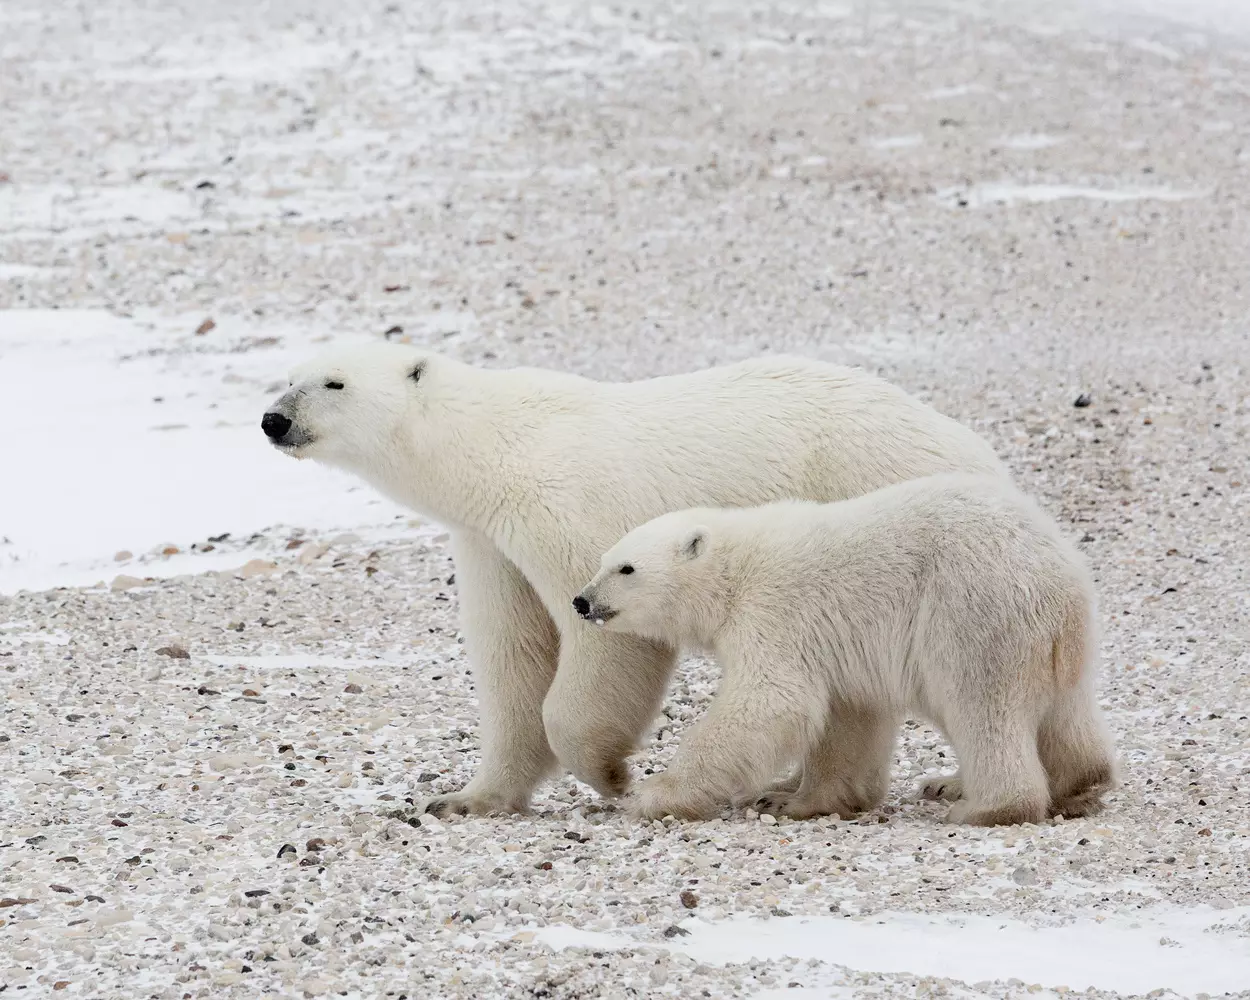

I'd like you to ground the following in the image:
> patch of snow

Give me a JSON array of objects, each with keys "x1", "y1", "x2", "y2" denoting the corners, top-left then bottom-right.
[
  {"x1": 0, "y1": 184, "x2": 202, "y2": 235},
  {"x1": 958, "y1": 0, "x2": 1250, "y2": 37},
  {"x1": 937, "y1": 182, "x2": 1208, "y2": 207},
  {"x1": 996, "y1": 133, "x2": 1063, "y2": 150},
  {"x1": 0, "y1": 621, "x2": 70, "y2": 646},
  {"x1": 924, "y1": 83, "x2": 987, "y2": 100},
  {"x1": 203, "y1": 652, "x2": 419, "y2": 671},
  {"x1": 0, "y1": 309, "x2": 410, "y2": 594},
  {"x1": 532, "y1": 925, "x2": 639, "y2": 952},
  {"x1": 538, "y1": 906, "x2": 1250, "y2": 997},
  {"x1": 867, "y1": 135, "x2": 924, "y2": 150},
  {"x1": 0, "y1": 263, "x2": 69, "y2": 280},
  {"x1": 1095, "y1": 0, "x2": 1250, "y2": 34},
  {"x1": 1130, "y1": 37, "x2": 1181, "y2": 59},
  {"x1": 93, "y1": 38, "x2": 347, "y2": 83}
]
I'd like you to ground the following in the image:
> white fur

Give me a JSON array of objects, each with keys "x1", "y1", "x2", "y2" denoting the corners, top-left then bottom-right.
[
  {"x1": 579, "y1": 474, "x2": 1116, "y2": 826},
  {"x1": 264, "y1": 341, "x2": 1009, "y2": 815}
]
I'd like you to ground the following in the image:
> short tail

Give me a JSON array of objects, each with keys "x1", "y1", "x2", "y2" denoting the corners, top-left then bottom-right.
[{"x1": 1052, "y1": 590, "x2": 1092, "y2": 691}]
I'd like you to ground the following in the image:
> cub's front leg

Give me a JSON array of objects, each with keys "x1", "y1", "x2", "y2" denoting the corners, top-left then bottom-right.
[
  {"x1": 635, "y1": 647, "x2": 826, "y2": 821},
  {"x1": 754, "y1": 701, "x2": 899, "y2": 819}
]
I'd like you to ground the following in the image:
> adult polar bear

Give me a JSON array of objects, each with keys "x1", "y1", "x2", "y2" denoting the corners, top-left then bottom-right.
[{"x1": 262, "y1": 341, "x2": 1009, "y2": 816}]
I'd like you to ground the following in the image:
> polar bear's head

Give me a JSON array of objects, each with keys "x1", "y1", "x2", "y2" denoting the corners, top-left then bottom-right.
[
  {"x1": 261, "y1": 341, "x2": 433, "y2": 468},
  {"x1": 575, "y1": 509, "x2": 720, "y2": 645}
]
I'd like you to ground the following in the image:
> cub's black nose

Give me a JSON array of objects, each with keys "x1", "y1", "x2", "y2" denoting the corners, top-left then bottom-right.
[
  {"x1": 262, "y1": 412, "x2": 292, "y2": 440},
  {"x1": 572, "y1": 595, "x2": 591, "y2": 617}
]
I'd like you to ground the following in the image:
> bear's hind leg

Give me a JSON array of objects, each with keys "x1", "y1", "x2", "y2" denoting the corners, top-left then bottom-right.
[
  {"x1": 423, "y1": 531, "x2": 560, "y2": 817},
  {"x1": 941, "y1": 697, "x2": 1049, "y2": 826},
  {"x1": 756, "y1": 700, "x2": 898, "y2": 820},
  {"x1": 1038, "y1": 682, "x2": 1117, "y2": 818}
]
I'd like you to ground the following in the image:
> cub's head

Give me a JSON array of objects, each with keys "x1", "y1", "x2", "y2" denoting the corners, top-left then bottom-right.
[
  {"x1": 261, "y1": 341, "x2": 432, "y2": 468},
  {"x1": 574, "y1": 510, "x2": 719, "y2": 645}
]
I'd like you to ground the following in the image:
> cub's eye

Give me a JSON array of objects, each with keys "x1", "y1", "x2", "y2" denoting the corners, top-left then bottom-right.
[
  {"x1": 325, "y1": 381, "x2": 344, "y2": 390},
  {"x1": 618, "y1": 564, "x2": 635, "y2": 575}
]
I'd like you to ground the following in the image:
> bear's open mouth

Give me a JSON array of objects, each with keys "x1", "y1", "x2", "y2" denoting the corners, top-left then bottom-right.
[{"x1": 586, "y1": 608, "x2": 618, "y2": 625}]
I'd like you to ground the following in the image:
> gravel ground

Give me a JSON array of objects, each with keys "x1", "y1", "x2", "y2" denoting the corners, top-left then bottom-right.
[{"x1": 2, "y1": 0, "x2": 1249, "y2": 997}]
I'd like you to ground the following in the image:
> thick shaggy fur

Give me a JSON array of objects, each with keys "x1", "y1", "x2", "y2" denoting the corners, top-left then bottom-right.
[
  {"x1": 578, "y1": 475, "x2": 1116, "y2": 825},
  {"x1": 263, "y1": 341, "x2": 1008, "y2": 815}
]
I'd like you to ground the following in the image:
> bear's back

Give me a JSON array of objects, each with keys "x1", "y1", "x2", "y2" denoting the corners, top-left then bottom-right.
[{"x1": 714, "y1": 475, "x2": 1088, "y2": 639}]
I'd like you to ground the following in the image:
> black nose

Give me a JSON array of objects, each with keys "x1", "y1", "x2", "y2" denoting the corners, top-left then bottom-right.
[
  {"x1": 262, "y1": 412, "x2": 292, "y2": 440},
  {"x1": 572, "y1": 595, "x2": 590, "y2": 617}
]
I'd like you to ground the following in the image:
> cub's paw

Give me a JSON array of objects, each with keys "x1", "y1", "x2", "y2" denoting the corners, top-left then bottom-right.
[
  {"x1": 753, "y1": 790, "x2": 862, "y2": 821},
  {"x1": 631, "y1": 772, "x2": 721, "y2": 822},
  {"x1": 945, "y1": 796, "x2": 1047, "y2": 827},
  {"x1": 916, "y1": 772, "x2": 964, "y2": 802},
  {"x1": 752, "y1": 790, "x2": 794, "y2": 817},
  {"x1": 759, "y1": 771, "x2": 803, "y2": 798}
]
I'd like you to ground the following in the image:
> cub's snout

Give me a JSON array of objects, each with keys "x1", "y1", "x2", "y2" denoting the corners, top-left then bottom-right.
[{"x1": 572, "y1": 590, "x2": 616, "y2": 625}]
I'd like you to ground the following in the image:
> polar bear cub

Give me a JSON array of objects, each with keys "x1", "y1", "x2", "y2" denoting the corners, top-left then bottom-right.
[{"x1": 575, "y1": 474, "x2": 1116, "y2": 826}]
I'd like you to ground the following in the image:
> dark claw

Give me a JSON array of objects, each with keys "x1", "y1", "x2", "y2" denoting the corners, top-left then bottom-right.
[{"x1": 424, "y1": 798, "x2": 467, "y2": 818}]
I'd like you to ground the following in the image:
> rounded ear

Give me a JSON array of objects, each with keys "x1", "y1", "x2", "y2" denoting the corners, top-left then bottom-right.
[{"x1": 682, "y1": 526, "x2": 709, "y2": 560}]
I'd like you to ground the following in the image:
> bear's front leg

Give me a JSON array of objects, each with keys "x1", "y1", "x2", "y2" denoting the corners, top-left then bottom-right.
[
  {"x1": 423, "y1": 531, "x2": 561, "y2": 818},
  {"x1": 542, "y1": 626, "x2": 677, "y2": 799}
]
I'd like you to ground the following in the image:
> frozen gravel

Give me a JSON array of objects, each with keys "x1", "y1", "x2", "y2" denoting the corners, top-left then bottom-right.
[{"x1": 2, "y1": 0, "x2": 1249, "y2": 997}]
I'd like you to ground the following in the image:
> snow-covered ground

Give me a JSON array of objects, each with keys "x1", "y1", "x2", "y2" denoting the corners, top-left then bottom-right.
[
  {"x1": 2, "y1": 0, "x2": 1249, "y2": 997},
  {"x1": 541, "y1": 905, "x2": 1250, "y2": 996},
  {"x1": 0, "y1": 310, "x2": 410, "y2": 593}
]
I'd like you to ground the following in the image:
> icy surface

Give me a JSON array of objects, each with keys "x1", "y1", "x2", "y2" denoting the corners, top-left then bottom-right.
[
  {"x1": 541, "y1": 907, "x2": 1250, "y2": 995},
  {"x1": 0, "y1": 310, "x2": 408, "y2": 593}
]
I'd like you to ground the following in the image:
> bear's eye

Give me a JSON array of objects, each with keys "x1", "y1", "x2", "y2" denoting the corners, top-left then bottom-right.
[
  {"x1": 618, "y1": 564, "x2": 635, "y2": 576},
  {"x1": 325, "y1": 381, "x2": 345, "y2": 390},
  {"x1": 410, "y1": 363, "x2": 425, "y2": 384}
]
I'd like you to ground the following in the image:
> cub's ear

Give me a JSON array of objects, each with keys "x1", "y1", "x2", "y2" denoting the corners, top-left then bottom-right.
[{"x1": 681, "y1": 526, "x2": 708, "y2": 560}]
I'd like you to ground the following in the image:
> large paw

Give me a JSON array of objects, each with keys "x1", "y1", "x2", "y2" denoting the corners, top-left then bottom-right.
[
  {"x1": 422, "y1": 788, "x2": 530, "y2": 818},
  {"x1": 917, "y1": 772, "x2": 964, "y2": 802},
  {"x1": 631, "y1": 772, "x2": 721, "y2": 821}
]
